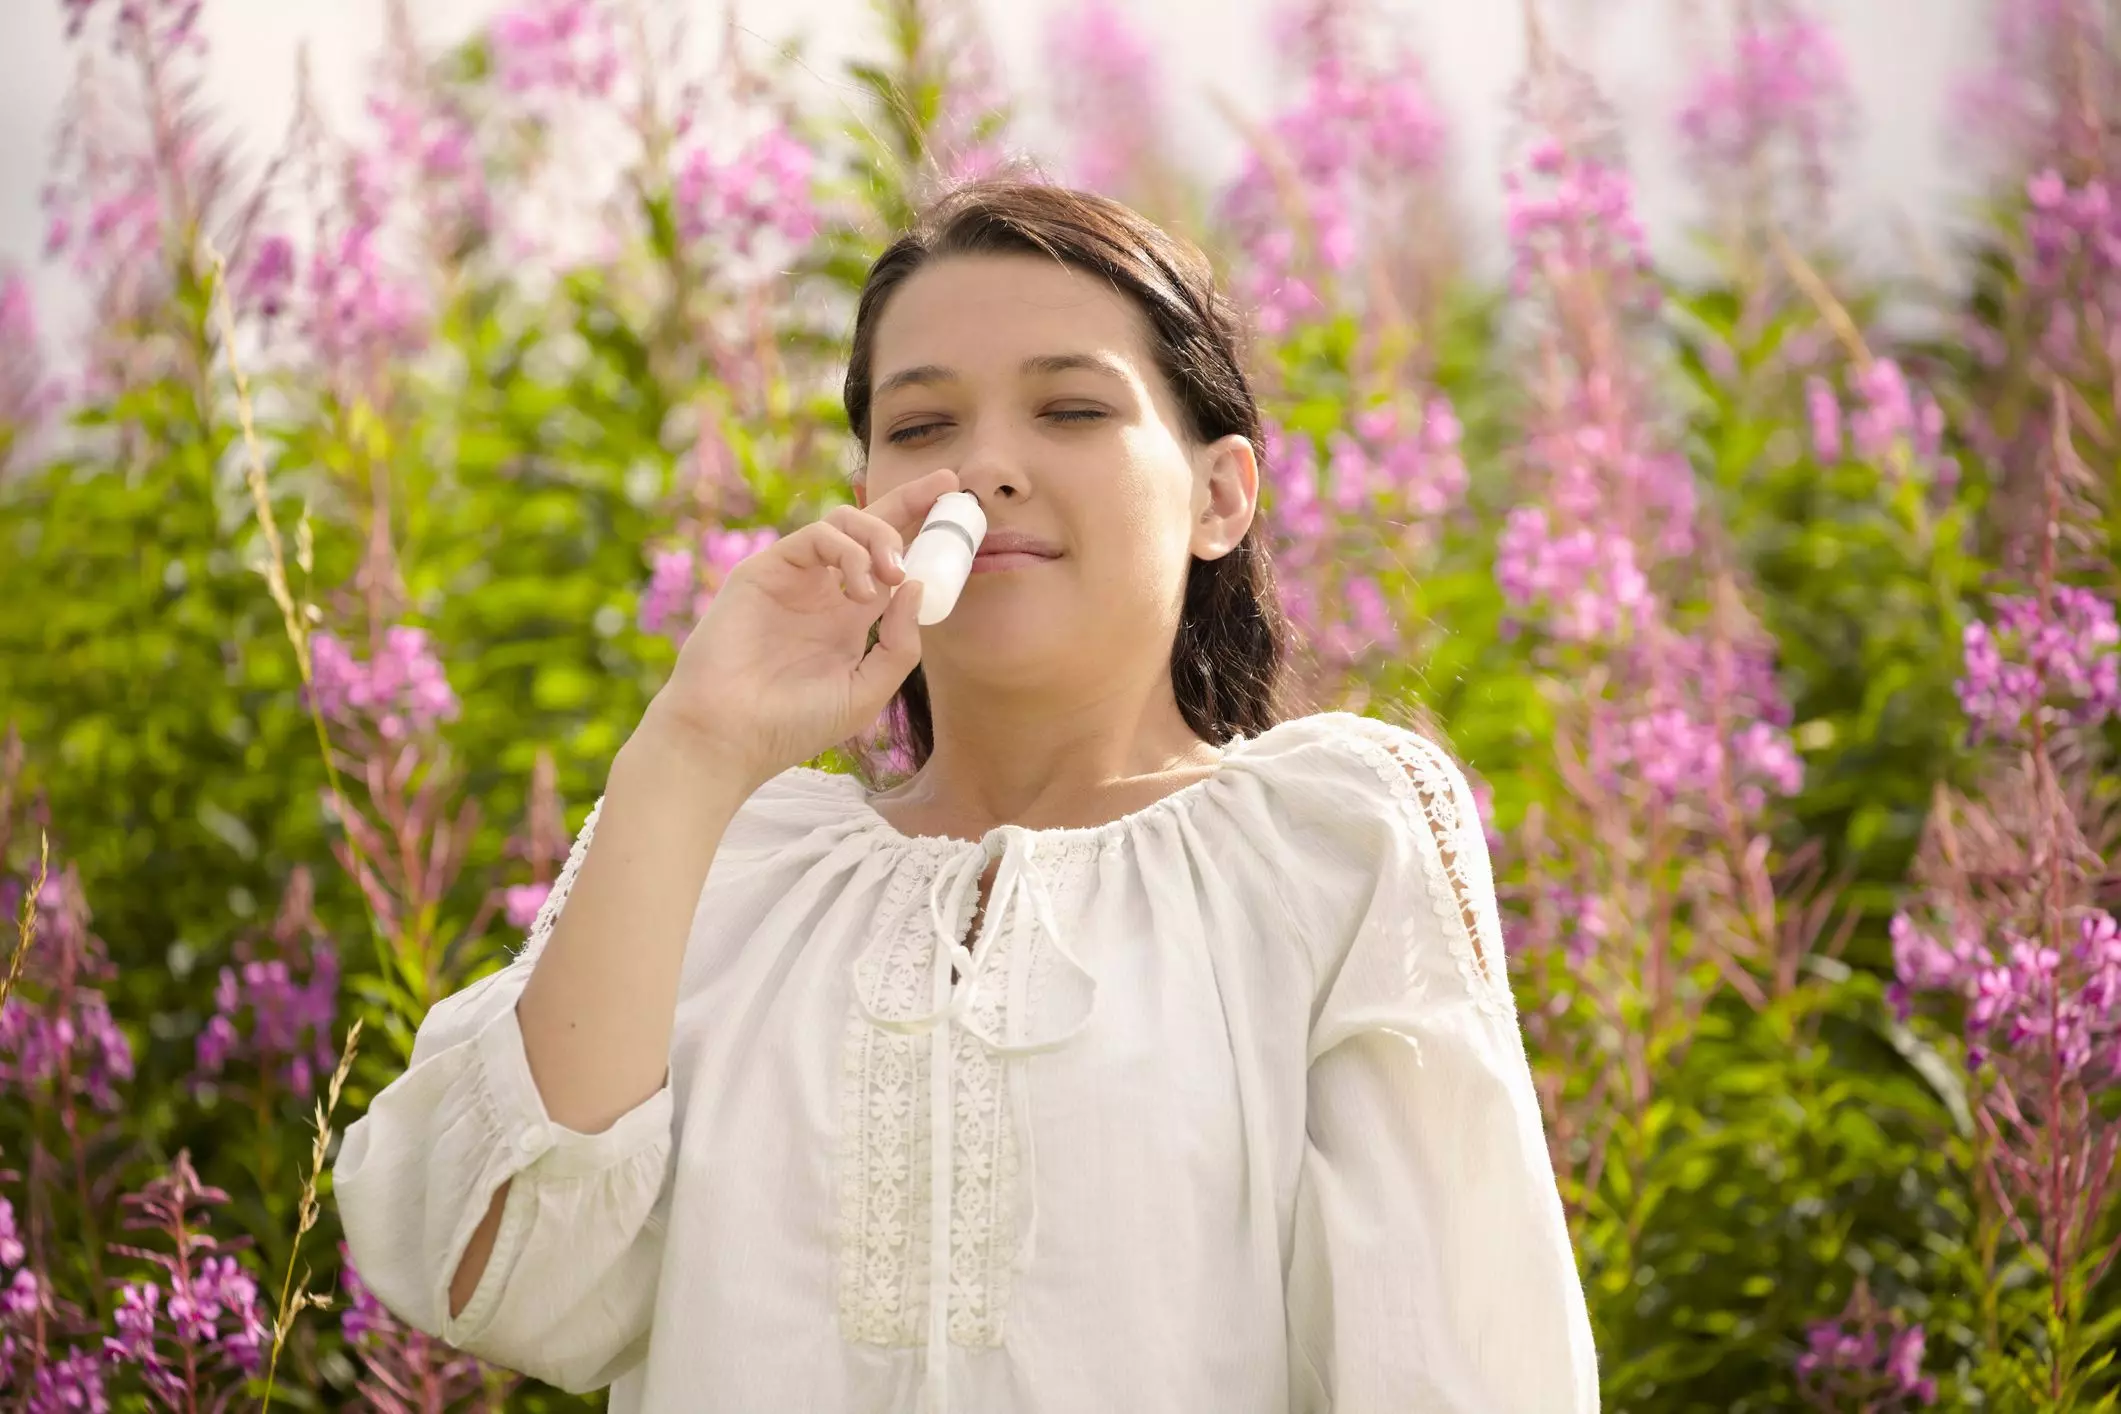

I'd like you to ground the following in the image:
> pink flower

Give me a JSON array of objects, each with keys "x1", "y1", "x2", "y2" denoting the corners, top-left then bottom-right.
[
  {"x1": 0, "y1": 1198, "x2": 22, "y2": 1269},
  {"x1": 503, "y1": 882, "x2": 551, "y2": 931},
  {"x1": 639, "y1": 547, "x2": 698, "y2": 637},
  {"x1": 307, "y1": 626, "x2": 461, "y2": 742},
  {"x1": 1046, "y1": 0, "x2": 1164, "y2": 193},
  {"x1": 490, "y1": 0, "x2": 621, "y2": 101},
  {"x1": 1496, "y1": 508, "x2": 1655, "y2": 644},
  {"x1": 674, "y1": 129, "x2": 818, "y2": 259},
  {"x1": 1218, "y1": 0, "x2": 1445, "y2": 328},
  {"x1": 640, "y1": 527, "x2": 782, "y2": 641},
  {"x1": 1677, "y1": 8, "x2": 1853, "y2": 194},
  {"x1": 239, "y1": 234, "x2": 295, "y2": 322},
  {"x1": 1805, "y1": 376, "x2": 1842, "y2": 461},
  {"x1": 1957, "y1": 587, "x2": 2121, "y2": 740},
  {"x1": 0, "y1": 270, "x2": 57, "y2": 458}
]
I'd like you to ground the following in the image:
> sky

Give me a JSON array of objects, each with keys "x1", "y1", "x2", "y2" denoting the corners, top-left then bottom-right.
[{"x1": 0, "y1": 0, "x2": 1994, "y2": 342}]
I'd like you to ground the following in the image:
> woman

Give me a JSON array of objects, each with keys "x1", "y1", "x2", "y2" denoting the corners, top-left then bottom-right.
[{"x1": 335, "y1": 180, "x2": 1599, "y2": 1413}]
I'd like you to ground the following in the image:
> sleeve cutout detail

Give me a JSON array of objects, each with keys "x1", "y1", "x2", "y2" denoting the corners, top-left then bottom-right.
[{"x1": 1339, "y1": 722, "x2": 1516, "y2": 1019}]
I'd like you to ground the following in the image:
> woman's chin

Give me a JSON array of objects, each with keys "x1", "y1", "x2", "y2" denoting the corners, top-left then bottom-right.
[{"x1": 921, "y1": 596, "x2": 1072, "y2": 667}]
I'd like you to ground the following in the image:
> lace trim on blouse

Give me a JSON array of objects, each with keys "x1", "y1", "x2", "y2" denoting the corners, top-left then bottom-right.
[
  {"x1": 835, "y1": 842, "x2": 1095, "y2": 1349},
  {"x1": 515, "y1": 797, "x2": 603, "y2": 966},
  {"x1": 1337, "y1": 721, "x2": 1516, "y2": 1018}
]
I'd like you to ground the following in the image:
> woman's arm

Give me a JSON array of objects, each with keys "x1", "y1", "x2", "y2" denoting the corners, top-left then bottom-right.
[
  {"x1": 447, "y1": 712, "x2": 754, "y2": 1314},
  {"x1": 1278, "y1": 715, "x2": 1598, "y2": 1411}
]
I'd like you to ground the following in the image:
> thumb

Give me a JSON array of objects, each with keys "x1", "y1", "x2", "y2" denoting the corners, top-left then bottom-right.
[{"x1": 850, "y1": 577, "x2": 924, "y2": 717}]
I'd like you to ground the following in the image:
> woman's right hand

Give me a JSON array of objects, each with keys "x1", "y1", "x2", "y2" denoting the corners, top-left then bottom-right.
[{"x1": 636, "y1": 467, "x2": 962, "y2": 788}]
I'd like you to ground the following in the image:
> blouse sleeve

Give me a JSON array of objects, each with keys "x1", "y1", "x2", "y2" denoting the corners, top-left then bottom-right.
[
  {"x1": 1276, "y1": 716, "x2": 1599, "y2": 1414},
  {"x1": 332, "y1": 797, "x2": 675, "y2": 1394}
]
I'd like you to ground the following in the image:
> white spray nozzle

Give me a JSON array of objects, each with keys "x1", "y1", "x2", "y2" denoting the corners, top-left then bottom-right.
[{"x1": 901, "y1": 490, "x2": 986, "y2": 625}]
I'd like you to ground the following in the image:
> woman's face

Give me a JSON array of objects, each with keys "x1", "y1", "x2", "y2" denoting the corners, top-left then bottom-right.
[{"x1": 858, "y1": 253, "x2": 1257, "y2": 699}]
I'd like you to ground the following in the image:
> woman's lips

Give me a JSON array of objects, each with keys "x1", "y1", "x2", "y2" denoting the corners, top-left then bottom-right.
[{"x1": 969, "y1": 550, "x2": 1061, "y2": 574}]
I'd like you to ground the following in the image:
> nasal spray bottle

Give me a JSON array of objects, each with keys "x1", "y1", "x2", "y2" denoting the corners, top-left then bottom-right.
[{"x1": 900, "y1": 490, "x2": 986, "y2": 626}]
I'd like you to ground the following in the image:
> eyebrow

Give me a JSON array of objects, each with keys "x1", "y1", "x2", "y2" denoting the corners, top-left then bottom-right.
[{"x1": 873, "y1": 352, "x2": 1131, "y2": 399}]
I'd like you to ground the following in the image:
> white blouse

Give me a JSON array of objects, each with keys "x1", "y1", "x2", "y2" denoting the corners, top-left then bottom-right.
[{"x1": 334, "y1": 711, "x2": 1599, "y2": 1412}]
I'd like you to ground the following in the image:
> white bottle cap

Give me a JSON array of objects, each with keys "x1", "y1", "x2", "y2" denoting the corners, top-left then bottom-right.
[
  {"x1": 919, "y1": 490, "x2": 987, "y2": 545},
  {"x1": 903, "y1": 491, "x2": 987, "y2": 625}
]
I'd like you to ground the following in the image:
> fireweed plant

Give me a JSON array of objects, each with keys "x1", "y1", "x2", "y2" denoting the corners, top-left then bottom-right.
[{"x1": 0, "y1": 0, "x2": 2117, "y2": 1408}]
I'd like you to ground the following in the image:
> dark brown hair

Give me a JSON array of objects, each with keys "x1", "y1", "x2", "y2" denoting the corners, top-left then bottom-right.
[{"x1": 843, "y1": 179, "x2": 1297, "y2": 777}]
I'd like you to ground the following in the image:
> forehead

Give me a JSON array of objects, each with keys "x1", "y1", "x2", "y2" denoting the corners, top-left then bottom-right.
[{"x1": 871, "y1": 253, "x2": 1156, "y2": 378}]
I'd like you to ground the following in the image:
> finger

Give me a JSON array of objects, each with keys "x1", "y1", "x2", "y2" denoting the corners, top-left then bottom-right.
[
  {"x1": 857, "y1": 468, "x2": 963, "y2": 541},
  {"x1": 782, "y1": 522, "x2": 879, "y2": 602},
  {"x1": 852, "y1": 578, "x2": 924, "y2": 713},
  {"x1": 823, "y1": 504, "x2": 908, "y2": 585}
]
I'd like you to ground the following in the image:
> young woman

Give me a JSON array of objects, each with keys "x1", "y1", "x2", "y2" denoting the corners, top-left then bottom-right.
[{"x1": 335, "y1": 181, "x2": 1599, "y2": 1413}]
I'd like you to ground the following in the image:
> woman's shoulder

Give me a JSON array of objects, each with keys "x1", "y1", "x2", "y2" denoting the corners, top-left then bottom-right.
[
  {"x1": 1223, "y1": 710, "x2": 1473, "y2": 815},
  {"x1": 717, "y1": 763, "x2": 874, "y2": 855}
]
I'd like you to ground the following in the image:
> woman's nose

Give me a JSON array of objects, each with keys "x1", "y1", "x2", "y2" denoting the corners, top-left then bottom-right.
[{"x1": 953, "y1": 440, "x2": 1028, "y2": 502}]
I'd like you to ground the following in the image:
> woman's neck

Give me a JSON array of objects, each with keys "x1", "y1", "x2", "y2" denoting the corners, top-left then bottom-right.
[{"x1": 871, "y1": 681, "x2": 1223, "y2": 838}]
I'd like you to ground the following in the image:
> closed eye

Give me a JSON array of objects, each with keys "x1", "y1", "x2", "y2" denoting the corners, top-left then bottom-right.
[{"x1": 886, "y1": 408, "x2": 1106, "y2": 445}]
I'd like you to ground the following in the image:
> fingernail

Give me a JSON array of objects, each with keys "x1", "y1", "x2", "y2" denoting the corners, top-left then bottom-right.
[{"x1": 889, "y1": 549, "x2": 905, "y2": 574}]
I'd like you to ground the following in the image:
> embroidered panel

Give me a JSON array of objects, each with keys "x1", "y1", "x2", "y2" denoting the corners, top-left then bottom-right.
[{"x1": 835, "y1": 844, "x2": 1098, "y2": 1347}]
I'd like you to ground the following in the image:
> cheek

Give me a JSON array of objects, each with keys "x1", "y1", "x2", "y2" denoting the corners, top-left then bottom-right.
[{"x1": 1072, "y1": 457, "x2": 1197, "y2": 609}]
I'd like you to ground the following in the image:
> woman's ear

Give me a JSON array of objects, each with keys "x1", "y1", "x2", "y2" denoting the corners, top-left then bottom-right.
[{"x1": 1190, "y1": 433, "x2": 1259, "y2": 562}]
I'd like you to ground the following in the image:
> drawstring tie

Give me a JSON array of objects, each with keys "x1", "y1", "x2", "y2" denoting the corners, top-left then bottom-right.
[{"x1": 850, "y1": 830, "x2": 1101, "y2": 1414}]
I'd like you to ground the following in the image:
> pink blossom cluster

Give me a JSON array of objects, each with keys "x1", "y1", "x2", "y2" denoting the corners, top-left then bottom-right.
[
  {"x1": 363, "y1": 91, "x2": 491, "y2": 249},
  {"x1": 0, "y1": 274, "x2": 58, "y2": 458},
  {"x1": 489, "y1": 0, "x2": 621, "y2": 103},
  {"x1": 1264, "y1": 421, "x2": 1327, "y2": 544},
  {"x1": 195, "y1": 949, "x2": 339, "y2": 1097},
  {"x1": 1956, "y1": 586, "x2": 2121, "y2": 741},
  {"x1": 1260, "y1": 411, "x2": 1465, "y2": 670},
  {"x1": 2025, "y1": 169, "x2": 2119, "y2": 283},
  {"x1": 2, "y1": 1198, "x2": 111, "y2": 1411},
  {"x1": 2020, "y1": 169, "x2": 2121, "y2": 373},
  {"x1": 1278, "y1": 570, "x2": 1399, "y2": 667},
  {"x1": 1803, "y1": 360, "x2": 1954, "y2": 486},
  {"x1": 1537, "y1": 886, "x2": 1611, "y2": 967},
  {"x1": 1339, "y1": 399, "x2": 1467, "y2": 518},
  {"x1": 0, "y1": 989, "x2": 133, "y2": 1114},
  {"x1": 918, "y1": 11, "x2": 1014, "y2": 186},
  {"x1": 1893, "y1": 910, "x2": 2121, "y2": 1085},
  {"x1": 1504, "y1": 137, "x2": 1655, "y2": 305},
  {"x1": 308, "y1": 626, "x2": 461, "y2": 742},
  {"x1": 1952, "y1": 0, "x2": 2109, "y2": 177},
  {"x1": 104, "y1": 1257, "x2": 266, "y2": 1402},
  {"x1": 1497, "y1": 122, "x2": 1722, "y2": 712},
  {"x1": 1581, "y1": 650, "x2": 1804, "y2": 815},
  {"x1": 638, "y1": 526, "x2": 781, "y2": 639},
  {"x1": 236, "y1": 233, "x2": 295, "y2": 324},
  {"x1": 0, "y1": 875, "x2": 133, "y2": 1113},
  {"x1": 1676, "y1": 7, "x2": 1852, "y2": 193},
  {"x1": 282, "y1": 151, "x2": 430, "y2": 384},
  {"x1": 1044, "y1": 0, "x2": 1163, "y2": 194},
  {"x1": 2, "y1": 1308, "x2": 107, "y2": 1414},
  {"x1": 1498, "y1": 135, "x2": 1698, "y2": 630},
  {"x1": 99, "y1": 1156, "x2": 268, "y2": 1407},
  {"x1": 1497, "y1": 507, "x2": 1654, "y2": 643},
  {"x1": 672, "y1": 128, "x2": 818, "y2": 258},
  {"x1": 339, "y1": 1243, "x2": 500, "y2": 1404},
  {"x1": 1795, "y1": 1306, "x2": 1937, "y2": 1410},
  {"x1": 40, "y1": 0, "x2": 234, "y2": 402},
  {"x1": 1219, "y1": 0, "x2": 1446, "y2": 333},
  {"x1": 40, "y1": 129, "x2": 166, "y2": 295}
]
